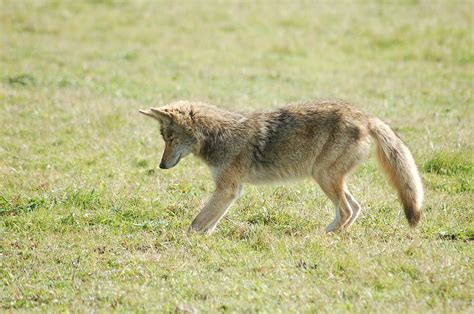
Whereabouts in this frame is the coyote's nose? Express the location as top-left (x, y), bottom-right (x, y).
top-left (159, 162), bottom-right (169, 169)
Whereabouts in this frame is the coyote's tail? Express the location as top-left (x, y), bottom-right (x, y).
top-left (369, 118), bottom-right (423, 227)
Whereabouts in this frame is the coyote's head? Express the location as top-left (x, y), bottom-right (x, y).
top-left (139, 102), bottom-right (200, 169)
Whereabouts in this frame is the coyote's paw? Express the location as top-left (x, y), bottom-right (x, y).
top-left (188, 221), bottom-right (216, 235)
top-left (325, 218), bottom-right (338, 232)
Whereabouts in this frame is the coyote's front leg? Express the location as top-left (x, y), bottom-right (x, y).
top-left (188, 183), bottom-right (243, 234)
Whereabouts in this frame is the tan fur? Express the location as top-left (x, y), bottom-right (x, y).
top-left (369, 119), bottom-right (423, 227)
top-left (139, 100), bottom-right (423, 234)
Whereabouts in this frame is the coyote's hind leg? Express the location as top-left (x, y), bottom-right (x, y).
top-left (314, 173), bottom-right (353, 232)
top-left (343, 190), bottom-right (362, 228)
top-left (325, 202), bottom-right (343, 233)
top-left (314, 138), bottom-right (369, 232)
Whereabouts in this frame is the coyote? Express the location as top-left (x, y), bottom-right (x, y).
top-left (139, 100), bottom-right (423, 234)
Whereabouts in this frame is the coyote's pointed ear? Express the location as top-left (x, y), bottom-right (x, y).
top-left (150, 108), bottom-right (174, 124)
top-left (139, 108), bottom-right (172, 124)
top-left (138, 109), bottom-right (155, 118)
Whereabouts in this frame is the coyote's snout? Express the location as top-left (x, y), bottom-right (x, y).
top-left (139, 100), bottom-right (423, 234)
top-left (158, 140), bottom-right (181, 169)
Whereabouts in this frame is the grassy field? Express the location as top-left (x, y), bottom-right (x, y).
top-left (1, 0), bottom-right (473, 312)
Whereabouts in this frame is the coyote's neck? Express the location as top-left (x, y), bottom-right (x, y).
top-left (197, 122), bottom-right (247, 168)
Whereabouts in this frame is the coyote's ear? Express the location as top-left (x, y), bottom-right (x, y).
top-left (150, 108), bottom-right (174, 124)
top-left (139, 108), bottom-right (172, 124)
top-left (138, 109), bottom-right (155, 118)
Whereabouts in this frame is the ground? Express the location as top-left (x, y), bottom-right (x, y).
top-left (0, 0), bottom-right (473, 312)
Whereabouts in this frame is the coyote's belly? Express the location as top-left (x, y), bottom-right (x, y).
top-left (244, 148), bottom-right (318, 183)
top-left (244, 167), bottom-right (311, 184)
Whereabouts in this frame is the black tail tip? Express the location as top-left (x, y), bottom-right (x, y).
top-left (406, 209), bottom-right (421, 228)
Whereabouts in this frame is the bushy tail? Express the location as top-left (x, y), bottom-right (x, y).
top-left (369, 118), bottom-right (423, 227)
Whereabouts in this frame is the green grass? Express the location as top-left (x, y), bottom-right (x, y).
top-left (1, 0), bottom-right (473, 312)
